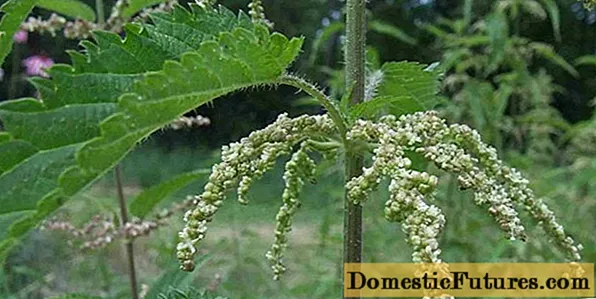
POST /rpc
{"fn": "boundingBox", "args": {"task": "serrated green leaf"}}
[60,28,303,195]
[0,211,30,240]
[122,0,166,18]
[351,61,441,118]
[0,4,303,262]
[350,96,418,118]
[0,145,79,214]
[36,0,96,21]
[130,169,209,218]
[377,61,442,103]
[0,0,37,66]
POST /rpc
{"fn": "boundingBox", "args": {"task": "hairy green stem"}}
[115,165,139,299]
[280,74,348,138]
[344,0,366,298]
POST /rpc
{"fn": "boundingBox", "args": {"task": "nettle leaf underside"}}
[351,61,442,118]
[0,4,303,259]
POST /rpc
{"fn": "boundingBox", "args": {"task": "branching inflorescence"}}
[176,113,337,271]
[248,0,273,28]
[266,142,317,280]
[20,0,179,39]
[42,196,197,250]
[177,110,582,277]
[347,111,582,263]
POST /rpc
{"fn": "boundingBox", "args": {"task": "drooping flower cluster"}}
[63,19,98,39]
[347,111,582,263]
[248,0,273,27]
[41,196,196,250]
[106,0,141,33]
[20,13,97,39]
[266,142,316,280]
[21,13,67,36]
[19,0,178,40]
[177,113,336,271]
[346,119,445,263]
[177,111,582,278]
[169,115,212,130]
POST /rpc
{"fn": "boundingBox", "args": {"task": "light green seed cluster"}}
[236,142,293,204]
[195,0,217,9]
[266,142,316,280]
[22,13,97,39]
[345,123,412,204]
[347,120,444,263]
[177,113,336,271]
[248,0,272,26]
[21,14,67,36]
[386,173,444,263]
[106,0,130,32]
[347,111,581,263]
[417,142,525,241]
[178,110,582,275]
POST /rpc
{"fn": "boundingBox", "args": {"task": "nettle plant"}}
[0,0,584,297]
[427,0,578,162]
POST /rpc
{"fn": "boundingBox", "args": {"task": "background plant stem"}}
[115,165,139,299]
[96,0,105,25]
[343,0,366,298]
[98,3,137,296]
[8,45,20,100]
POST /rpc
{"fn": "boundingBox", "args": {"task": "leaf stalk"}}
[279,74,348,139]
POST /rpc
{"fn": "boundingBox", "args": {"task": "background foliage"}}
[0,0,595,298]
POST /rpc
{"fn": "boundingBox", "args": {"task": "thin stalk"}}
[115,165,139,299]
[96,0,105,26]
[344,0,366,298]
[280,74,348,138]
[8,45,20,100]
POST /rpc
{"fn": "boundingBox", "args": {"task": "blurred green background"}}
[0,0,595,298]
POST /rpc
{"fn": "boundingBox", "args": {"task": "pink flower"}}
[13,30,28,44]
[23,55,54,78]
